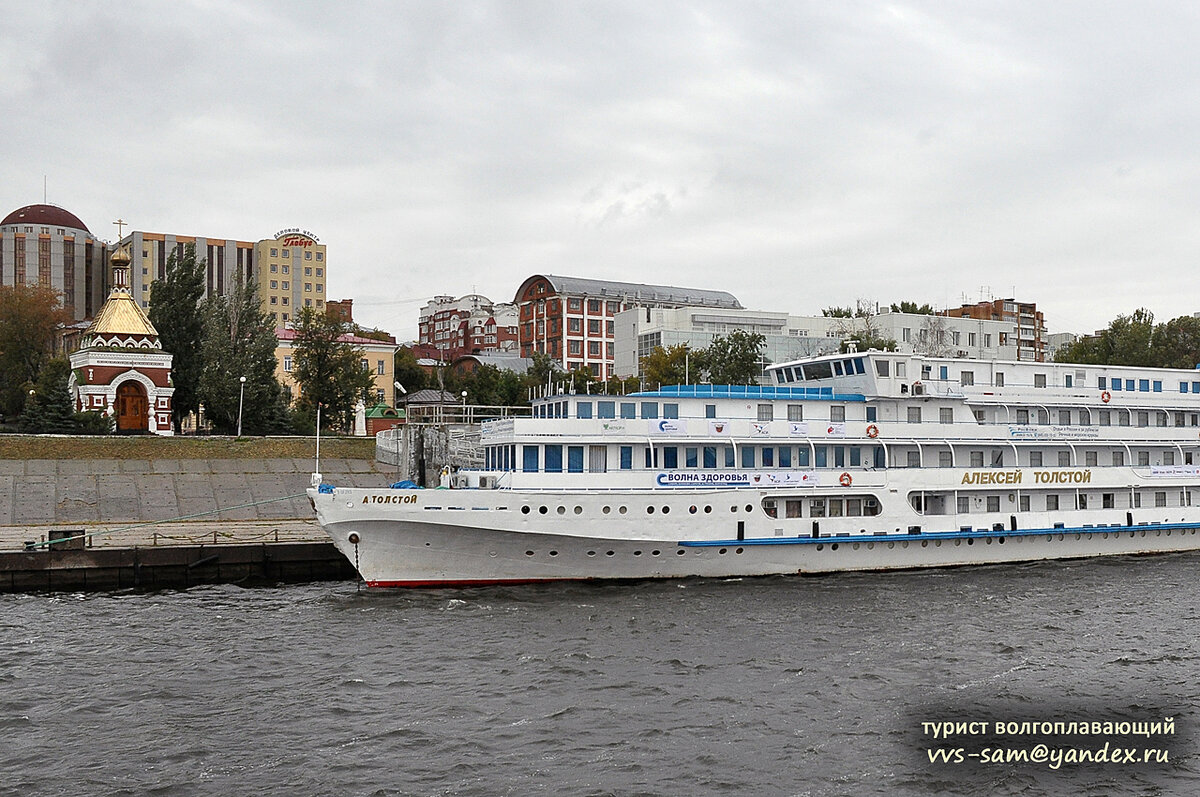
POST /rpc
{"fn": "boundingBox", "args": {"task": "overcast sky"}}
[5,1,1200,340]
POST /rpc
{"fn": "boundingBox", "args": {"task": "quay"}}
[0,437,391,593]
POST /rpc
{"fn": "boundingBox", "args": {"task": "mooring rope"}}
[20,492,312,550]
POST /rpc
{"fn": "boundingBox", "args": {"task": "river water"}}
[2,553,1199,796]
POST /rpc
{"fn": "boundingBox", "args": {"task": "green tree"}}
[703,330,767,384]
[840,332,898,353]
[1056,309,1155,366]
[640,344,697,388]
[18,358,76,433]
[291,306,376,430]
[889,301,935,314]
[197,277,288,435]
[0,284,69,418]
[1150,315,1200,369]
[822,306,853,318]
[148,244,207,433]
[393,347,428,394]
[522,352,563,393]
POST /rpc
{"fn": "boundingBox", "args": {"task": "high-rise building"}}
[0,203,110,320]
[514,275,743,380]
[253,229,326,325]
[121,230,255,309]
[943,299,1046,361]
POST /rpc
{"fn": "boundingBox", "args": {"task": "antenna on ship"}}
[311,402,323,487]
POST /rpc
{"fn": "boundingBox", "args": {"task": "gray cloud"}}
[5,1,1200,337]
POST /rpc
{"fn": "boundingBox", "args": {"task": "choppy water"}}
[2,554,1199,796]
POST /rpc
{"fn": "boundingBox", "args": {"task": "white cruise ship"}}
[309,351,1200,587]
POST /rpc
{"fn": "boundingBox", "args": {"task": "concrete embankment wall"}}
[0,457,390,529]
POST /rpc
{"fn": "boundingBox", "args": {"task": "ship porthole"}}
[704,506,712,514]
[830,543,839,551]
[652,550,660,556]
[549,551,558,556]
[647,506,655,514]
[736,548,744,554]
[967,538,974,545]
[718,548,727,554]
[557,506,566,515]
[745,504,753,513]
[521,506,531,515]
[602,506,611,514]
[634,550,642,556]
[816,544,824,551]
[539,506,548,514]
[689,505,697,514]
[525,550,534,556]
[347,533,360,545]
[587,551,596,556]
[606,550,615,556]
[619,506,627,514]
[676,549,685,555]
[574,506,583,515]
[662,506,670,514]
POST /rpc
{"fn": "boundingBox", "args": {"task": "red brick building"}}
[943,298,1046,362]
[514,275,742,380]
[418,294,518,362]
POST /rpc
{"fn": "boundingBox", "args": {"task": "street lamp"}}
[394,381,407,423]
[461,390,468,422]
[236,376,247,437]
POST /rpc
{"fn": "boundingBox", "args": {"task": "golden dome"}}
[110,243,132,267]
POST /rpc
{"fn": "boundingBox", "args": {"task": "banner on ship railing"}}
[655,470,821,487]
[650,419,687,435]
[1148,465,1200,477]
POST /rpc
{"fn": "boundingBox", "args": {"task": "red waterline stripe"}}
[367,577,584,589]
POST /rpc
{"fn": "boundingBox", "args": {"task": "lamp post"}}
[461,390,468,423]
[236,376,246,437]
[394,381,407,424]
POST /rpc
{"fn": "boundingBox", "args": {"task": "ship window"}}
[1194,382,1200,394]
[758,404,774,421]
[970,451,984,467]
[1137,412,1149,427]
[836,448,847,467]
[1111,380,1121,391]
[806,361,833,380]
[1059,409,1072,425]
[1099,410,1110,426]
[810,499,826,518]
[1046,495,1059,511]
[598,401,615,419]
[1085,451,1098,467]
[1156,491,1167,507]
[1138,451,1149,466]
[1098,377,1107,389]
[957,496,969,513]
[1029,451,1043,466]
[1019,495,1030,512]
[762,447,774,467]
[788,404,803,421]
[1164,450,1175,465]
[705,404,717,418]
[1126,379,1135,391]
[523,446,539,473]
[780,446,792,467]
[939,366,949,380]
[620,402,636,419]
[1034,373,1046,388]
[814,446,826,468]
[875,360,890,377]
[834,361,844,376]
[663,403,679,419]
[1112,451,1124,466]
[940,408,953,424]
[545,445,563,473]
[986,496,1000,512]
[1182,382,1189,394]
[1157,411,1168,427]
[641,402,658,419]
[1119,410,1130,426]
[830,406,845,422]
[1102,493,1115,509]
[1058,450,1071,466]
[850,448,861,467]
[567,446,584,473]
[1076,494,1088,509]
[1065,375,1073,388]
[1016,409,1029,424]
[866,406,876,422]
[895,362,906,378]
[796,448,809,467]
[576,401,593,419]
[725,447,736,467]
[620,446,632,470]
[991,450,1004,467]
[703,446,717,468]
[908,407,921,423]
[663,447,680,469]
[741,447,756,469]
[786,500,802,518]
[1133,492,1141,508]
[995,372,1004,387]
[939,451,952,467]
[960,371,974,386]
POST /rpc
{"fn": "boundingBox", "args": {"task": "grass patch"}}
[0,435,375,461]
